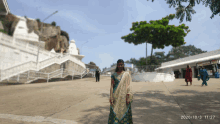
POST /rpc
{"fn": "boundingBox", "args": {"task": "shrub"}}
[0,29,7,34]
[51,21,56,26]
[36,18,41,22]
[61,30,69,41]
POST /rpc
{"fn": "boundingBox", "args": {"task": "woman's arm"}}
[110,78,114,104]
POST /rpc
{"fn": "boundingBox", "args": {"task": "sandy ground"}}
[0,76,219,124]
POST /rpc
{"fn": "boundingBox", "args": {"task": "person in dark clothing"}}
[198,66,209,86]
[95,68,100,82]
[177,71,181,78]
[185,65,192,86]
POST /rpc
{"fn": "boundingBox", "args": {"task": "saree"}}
[108,71,133,124]
[185,68,192,82]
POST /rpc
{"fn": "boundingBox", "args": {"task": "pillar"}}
[191,67,195,78]
[179,68,182,78]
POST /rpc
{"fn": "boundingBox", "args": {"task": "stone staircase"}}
[0,54,88,83]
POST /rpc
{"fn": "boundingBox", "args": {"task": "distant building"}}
[155,49,220,78]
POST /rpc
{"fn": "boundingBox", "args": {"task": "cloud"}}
[14,0,105,33]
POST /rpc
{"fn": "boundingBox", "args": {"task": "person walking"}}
[198,66,209,86]
[95,67,100,82]
[108,59,133,124]
[185,65,192,86]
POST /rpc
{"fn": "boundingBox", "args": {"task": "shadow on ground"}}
[77,89,220,124]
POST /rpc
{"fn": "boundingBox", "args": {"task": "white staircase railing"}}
[0,54,86,82]
[0,61,36,81]
[26,68,89,83]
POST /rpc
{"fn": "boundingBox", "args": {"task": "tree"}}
[147,0,220,23]
[154,51,166,63]
[121,14,190,65]
[111,63,117,67]
[36,18,41,22]
[102,67,107,72]
[51,21,56,26]
[166,45,207,61]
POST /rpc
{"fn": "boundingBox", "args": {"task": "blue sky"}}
[8,0,220,70]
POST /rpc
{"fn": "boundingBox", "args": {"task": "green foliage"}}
[51,21,56,26]
[24,16,27,18]
[36,18,41,22]
[166,45,207,61]
[147,0,220,23]
[126,45,207,67]
[121,14,190,65]
[61,30,69,41]
[0,29,7,34]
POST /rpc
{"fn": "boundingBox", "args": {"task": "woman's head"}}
[187,65,190,68]
[115,59,125,72]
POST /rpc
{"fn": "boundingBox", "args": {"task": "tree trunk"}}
[146,42,147,65]
[150,44,153,65]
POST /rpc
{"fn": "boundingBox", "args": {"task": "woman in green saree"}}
[108,59,133,124]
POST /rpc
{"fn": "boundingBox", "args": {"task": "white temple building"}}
[68,39,85,61]
[69,39,79,55]
[13,15,45,48]
[0,0,87,83]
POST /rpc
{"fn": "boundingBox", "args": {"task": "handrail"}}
[0,53,86,82]
[48,68,63,74]
[1,61,35,71]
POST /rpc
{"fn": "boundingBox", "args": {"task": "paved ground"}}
[0,76,219,124]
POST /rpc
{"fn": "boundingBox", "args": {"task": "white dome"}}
[70,40,75,43]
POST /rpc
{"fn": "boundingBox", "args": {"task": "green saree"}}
[108,71,133,124]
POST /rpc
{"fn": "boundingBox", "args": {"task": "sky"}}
[7,0,220,71]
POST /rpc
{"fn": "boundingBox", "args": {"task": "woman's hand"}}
[110,98,114,105]
[126,99,130,105]
[126,94,130,105]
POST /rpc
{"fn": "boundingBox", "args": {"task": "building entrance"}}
[194,67,198,78]
[182,69,186,78]
[174,70,181,78]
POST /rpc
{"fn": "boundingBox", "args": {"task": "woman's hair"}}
[115,59,125,72]
[187,65,190,68]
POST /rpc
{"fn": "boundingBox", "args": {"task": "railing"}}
[0,54,86,82]
[162,49,220,67]
[0,61,36,81]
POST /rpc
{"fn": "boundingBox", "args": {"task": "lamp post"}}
[36,10,58,70]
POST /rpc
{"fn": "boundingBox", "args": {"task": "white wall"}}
[0,44,53,69]
[132,72,175,82]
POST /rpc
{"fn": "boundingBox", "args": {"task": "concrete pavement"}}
[0,76,219,124]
